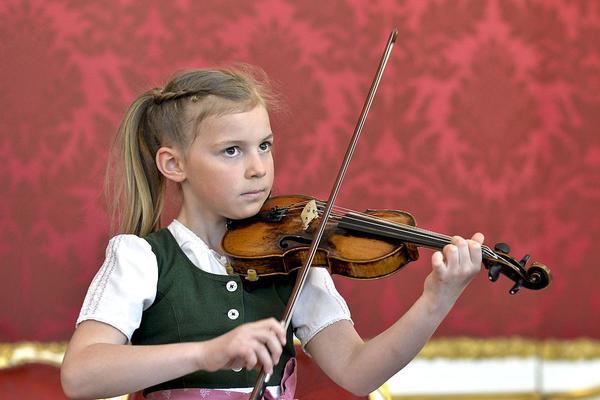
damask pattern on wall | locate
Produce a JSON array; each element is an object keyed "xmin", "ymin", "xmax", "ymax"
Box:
[{"xmin": 0, "ymin": 0, "xmax": 598, "ymax": 342}]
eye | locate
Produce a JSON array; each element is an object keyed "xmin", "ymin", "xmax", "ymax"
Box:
[
  {"xmin": 259, "ymin": 141, "xmax": 272, "ymax": 152},
  {"xmin": 224, "ymin": 146, "xmax": 240, "ymax": 157}
]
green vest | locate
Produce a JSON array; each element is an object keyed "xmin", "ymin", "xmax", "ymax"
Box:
[{"xmin": 131, "ymin": 228, "xmax": 296, "ymax": 395}]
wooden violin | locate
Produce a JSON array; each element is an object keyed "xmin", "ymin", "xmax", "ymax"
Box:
[{"xmin": 223, "ymin": 195, "xmax": 551, "ymax": 294}]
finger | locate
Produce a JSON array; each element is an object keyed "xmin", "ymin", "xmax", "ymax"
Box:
[
  {"xmin": 443, "ymin": 243, "xmax": 459, "ymax": 269},
  {"xmin": 467, "ymin": 238, "xmax": 483, "ymax": 265},
  {"xmin": 252, "ymin": 318, "xmax": 286, "ymax": 346},
  {"xmin": 245, "ymin": 325, "xmax": 283, "ymax": 356},
  {"xmin": 451, "ymin": 236, "xmax": 469, "ymax": 268},
  {"xmin": 263, "ymin": 332, "xmax": 283, "ymax": 364},
  {"xmin": 250, "ymin": 322, "xmax": 284, "ymax": 344},
  {"xmin": 471, "ymin": 232, "xmax": 484, "ymax": 244},
  {"xmin": 431, "ymin": 251, "xmax": 445, "ymax": 273},
  {"xmin": 242, "ymin": 348, "xmax": 258, "ymax": 371},
  {"xmin": 252, "ymin": 341, "xmax": 274, "ymax": 374},
  {"xmin": 228, "ymin": 357, "xmax": 245, "ymax": 371},
  {"xmin": 265, "ymin": 318, "xmax": 286, "ymax": 345}
]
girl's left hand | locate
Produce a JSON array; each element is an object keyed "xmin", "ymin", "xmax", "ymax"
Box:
[{"xmin": 424, "ymin": 233, "xmax": 484, "ymax": 307}]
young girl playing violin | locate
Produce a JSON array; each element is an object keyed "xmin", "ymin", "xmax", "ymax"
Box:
[{"xmin": 60, "ymin": 66, "xmax": 484, "ymax": 400}]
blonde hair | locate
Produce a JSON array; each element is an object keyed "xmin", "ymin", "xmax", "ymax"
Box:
[{"xmin": 107, "ymin": 66, "xmax": 275, "ymax": 236}]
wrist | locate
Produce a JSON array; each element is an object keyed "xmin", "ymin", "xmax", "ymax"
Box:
[
  {"xmin": 191, "ymin": 341, "xmax": 208, "ymax": 371},
  {"xmin": 420, "ymin": 290, "xmax": 455, "ymax": 318}
]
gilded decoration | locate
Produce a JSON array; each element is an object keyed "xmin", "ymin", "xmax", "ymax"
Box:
[
  {"xmin": 0, "ymin": 341, "xmax": 127, "ymax": 400},
  {"xmin": 2, "ymin": 338, "xmax": 599, "ymax": 400},
  {"xmin": 371, "ymin": 391, "xmax": 600, "ymax": 400},
  {"xmin": 418, "ymin": 337, "xmax": 600, "ymax": 360},
  {"xmin": 0, "ymin": 341, "xmax": 65, "ymax": 368}
]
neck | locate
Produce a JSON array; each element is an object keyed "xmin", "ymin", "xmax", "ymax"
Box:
[
  {"xmin": 176, "ymin": 208, "xmax": 228, "ymax": 254},
  {"xmin": 338, "ymin": 211, "xmax": 497, "ymax": 261}
]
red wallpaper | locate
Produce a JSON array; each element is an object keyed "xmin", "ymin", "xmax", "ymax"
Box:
[{"xmin": 0, "ymin": 0, "xmax": 598, "ymax": 345}]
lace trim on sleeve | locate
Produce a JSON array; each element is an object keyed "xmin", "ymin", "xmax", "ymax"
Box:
[{"xmin": 80, "ymin": 236, "xmax": 123, "ymax": 315}]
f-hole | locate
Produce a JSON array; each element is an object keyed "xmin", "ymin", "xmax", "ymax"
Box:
[{"xmin": 279, "ymin": 235, "xmax": 313, "ymax": 249}]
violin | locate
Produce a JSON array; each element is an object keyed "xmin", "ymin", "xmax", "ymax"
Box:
[{"xmin": 223, "ymin": 194, "xmax": 551, "ymax": 294}]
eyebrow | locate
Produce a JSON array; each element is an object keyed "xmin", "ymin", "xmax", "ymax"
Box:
[{"xmin": 215, "ymin": 133, "xmax": 273, "ymax": 147}]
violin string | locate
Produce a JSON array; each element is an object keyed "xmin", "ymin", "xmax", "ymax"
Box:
[
  {"xmin": 283, "ymin": 200, "xmax": 451, "ymax": 246},
  {"xmin": 338, "ymin": 212, "xmax": 453, "ymax": 249},
  {"xmin": 328, "ymin": 205, "xmax": 498, "ymax": 259},
  {"xmin": 283, "ymin": 200, "xmax": 472, "ymax": 252},
  {"xmin": 280, "ymin": 200, "xmax": 497, "ymax": 259}
]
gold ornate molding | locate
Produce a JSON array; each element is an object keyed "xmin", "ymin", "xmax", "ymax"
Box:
[
  {"xmin": 369, "ymin": 384, "xmax": 600, "ymax": 400},
  {"xmin": 418, "ymin": 337, "xmax": 600, "ymax": 360},
  {"xmin": 368, "ymin": 338, "xmax": 600, "ymax": 400},
  {"xmin": 370, "ymin": 389, "xmax": 540, "ymax": 400},
  {"xmin": 545, "ymin": 386, "xmax": 600, "ymax": 400},
  {"xmin": 540, "ymin": 339, "xmax": 600, "ymax": 360},
  {"xmin": 0, "ymin": 342, "xmax": 127, "ymax": 400},
  {"xmin": 2, "ymin": 339, "xmax": 599, "ymax": 400},
  {"xmin": 0, "ymin": 341, "xmax": 65, "ymax": 368}
]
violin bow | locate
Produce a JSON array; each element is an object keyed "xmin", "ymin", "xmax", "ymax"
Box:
[{"xmin": 249, "ymin": 28, "xmax": 399, "ymax": 400}]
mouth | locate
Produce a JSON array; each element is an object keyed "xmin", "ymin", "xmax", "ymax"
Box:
[{"xmin": 241, "ymin": 188, "xmax": 267, "ymax": 199}]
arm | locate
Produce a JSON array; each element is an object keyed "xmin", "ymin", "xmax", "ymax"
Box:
[
  {"xmin": 61, "ymin": 318, "xmax": 286, "ymax": 400},
  {"xmin": 305, "ymin": 234, "xmax": 484, "ymax": 396}
]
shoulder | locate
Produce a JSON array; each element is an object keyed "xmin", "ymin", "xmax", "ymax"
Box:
[
  {"xmin": 107, "ymin": 233, "xmax": 153, "ymax": 248},
  {"xmin": 142, "ymin": 227, "xmax": 173, "ymax": 248},
  {"xmin": 103, "ymin": 234, "xmax": 155, "ymax": 264},
  {"xmin": 77, "ymin": 234, "xmax": 160, "ymax": 339},
  {"xmin": 99, "ymin": 233, "xmax": 158, "ymax": 279},
  {"xmin": 96, "ymin": 234, "xmax": 159, "ymax": 289}
]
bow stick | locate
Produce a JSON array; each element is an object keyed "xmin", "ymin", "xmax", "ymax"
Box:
[{"xmin": 248, "ymin": 28, "xmax": 399, "ymax": 400}]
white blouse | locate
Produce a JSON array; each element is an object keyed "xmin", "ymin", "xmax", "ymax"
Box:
[{"xmin": 77, "ymin": 219, "xmax": 352, "ymax": 348}]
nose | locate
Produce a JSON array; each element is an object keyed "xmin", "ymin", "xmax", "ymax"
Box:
[{"xmin": 245, "ymin": 151, "xmax": 267, "ymax": 179}]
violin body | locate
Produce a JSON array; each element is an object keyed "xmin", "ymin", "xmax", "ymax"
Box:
[{"xmin": 223, "ymin": 195, "xmax": 420, "ymax": 280}]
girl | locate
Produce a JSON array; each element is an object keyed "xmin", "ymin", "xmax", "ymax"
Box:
[{"xmin": 61, "ymin": 66, "xmax": 484, "ymax": 400}]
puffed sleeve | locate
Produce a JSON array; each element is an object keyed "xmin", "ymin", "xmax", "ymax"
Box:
[
  {"xmin": 76, "ymin": 235, "xmax": 158, "ymax": 341},
  {"xmin": 292, "ymin": 268, "xmax": 352, "ymax": 348}
]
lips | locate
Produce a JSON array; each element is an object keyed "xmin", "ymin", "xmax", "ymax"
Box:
[{"xmin": 241, "ymin": 188, "xmax": 266, "ymax": 198}]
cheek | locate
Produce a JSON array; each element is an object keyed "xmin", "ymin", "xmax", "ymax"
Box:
[
  {"xmin": 207, "ymin": 162, "xmax": 238, "ymax": 183},
  {"xmin": 266, "ymin": 156, "xmax": 275, "ymax": 175},
  {"xmin": 209, "ymin": 172, "xmax": 238, "ymax": 195},
  {"xmin": 193, "ymin": 165, "xmax": 235, "ymax": 196}
]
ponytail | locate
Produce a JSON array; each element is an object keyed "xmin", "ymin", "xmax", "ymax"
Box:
[{"xmin": 108, "ymin": 91, "xmax": 165, "ymax": 237}]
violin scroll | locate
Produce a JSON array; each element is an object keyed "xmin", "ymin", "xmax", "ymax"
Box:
[{"xmin": 484, "ymin": 242, "xmax": 552, "ymax": 294}]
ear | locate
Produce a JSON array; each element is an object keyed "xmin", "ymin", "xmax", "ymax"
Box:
[{"xmin": 156, "ymin": 146, "xmax": 186, "ymax": 183}]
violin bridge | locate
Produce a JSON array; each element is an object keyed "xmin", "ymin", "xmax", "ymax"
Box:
[{"xmin": 300, "ymin": 199, "xmax": 319, "ymax": 231}]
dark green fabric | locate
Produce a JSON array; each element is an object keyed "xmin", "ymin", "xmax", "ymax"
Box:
[{"xmin": 131, "ymin": 228, "xmax": 296, "ymax": 395}]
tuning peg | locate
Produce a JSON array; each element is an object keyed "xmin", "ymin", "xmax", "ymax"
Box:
[
  {"xmin": 509, "ymin": 279, "xmax": 523, "ymax": 295},
  {"xmin": 494, "ymin": 242, "xmax": 511, "ymax": 254},
  {"xmin": 519, "ymin": 254, "xmax": 531, "ymax": 267},
  {"xmin": 488, "ymin": 264, "xmax": 502, "ymax": 282}
]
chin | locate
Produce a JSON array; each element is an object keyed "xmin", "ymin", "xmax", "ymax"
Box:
[{"xmin": 228, "ymin": 204, "xmax": 264, "ymax": 221}]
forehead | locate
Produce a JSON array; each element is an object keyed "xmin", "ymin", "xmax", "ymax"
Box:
[
  {"xmin": 183, "ymin": 94, "xmax": 262, "ymax": 128},
  {"xmin": 196, "ymin": 105, "xmax": 271, "ymax": 141}
]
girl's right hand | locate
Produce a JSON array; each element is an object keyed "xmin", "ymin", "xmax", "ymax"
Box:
[{"xmin": 198, "ymin": 318, "xmax": 286, "ymax": 375}]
